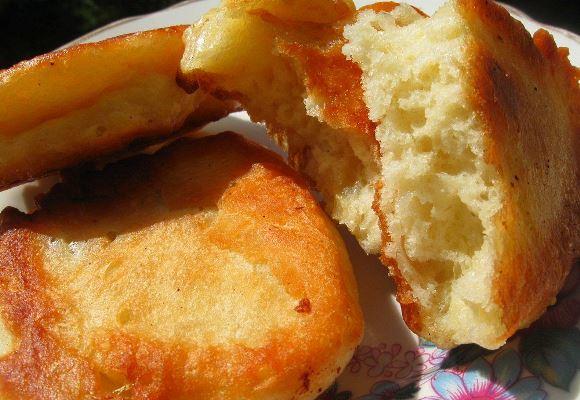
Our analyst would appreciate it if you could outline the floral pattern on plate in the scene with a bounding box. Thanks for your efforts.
[0,1,576,399]
[426,350,546,400]
[320,263,580,399]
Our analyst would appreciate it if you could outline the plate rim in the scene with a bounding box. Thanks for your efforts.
[61,0,580,49]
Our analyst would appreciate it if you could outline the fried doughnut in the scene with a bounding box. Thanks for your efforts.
[0,132,363,399]
[180,0,579,348]
[0,26,234,189]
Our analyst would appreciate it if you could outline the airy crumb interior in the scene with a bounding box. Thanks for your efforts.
[343,3,505,347]
[183,8,382,252]
[259,74,382,253]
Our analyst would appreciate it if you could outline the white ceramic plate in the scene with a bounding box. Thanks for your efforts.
[2,1,579,399]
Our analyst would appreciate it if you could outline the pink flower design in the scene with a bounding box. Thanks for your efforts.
[424,347,448,368]
[348,343,409,378]
[423,349,546,400]
[365,351,394,377]
[395,350,428,379]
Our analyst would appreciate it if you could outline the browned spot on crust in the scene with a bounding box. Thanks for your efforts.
[300,372,310,392]
[359,1,428,17]
[295,298,312,313]
[359,1,399,13]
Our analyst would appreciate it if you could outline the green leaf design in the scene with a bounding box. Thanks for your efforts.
[317,382,352,400]
[335,392,352,400]
[520,327,580,390]
[336,390,352,400]
[440,344,493,369]
[394,382,420,399]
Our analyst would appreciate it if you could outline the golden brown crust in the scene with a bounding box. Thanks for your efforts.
[461,0,579,339]
[359,2,427,16]
[1,26,184,136]
[280,42,377,139]
[276,4,416,146]
[0,27,233,190]
[0,228,99,398]
[0,133,363,399]
[224,0,355,23]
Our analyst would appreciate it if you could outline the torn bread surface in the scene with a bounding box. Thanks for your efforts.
[180,1,383,253]
[343,0,579,348]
